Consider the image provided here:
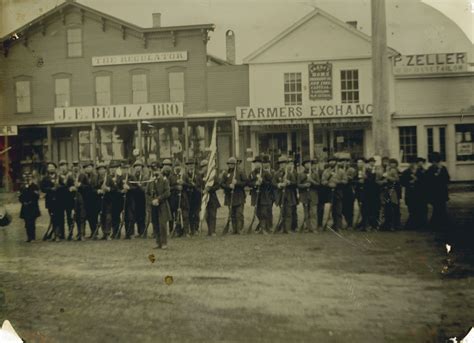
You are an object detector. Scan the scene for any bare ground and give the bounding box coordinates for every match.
[0,192,473,343]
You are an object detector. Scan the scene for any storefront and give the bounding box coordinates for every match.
[391,52,474,181]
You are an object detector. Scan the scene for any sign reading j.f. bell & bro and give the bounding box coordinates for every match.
[92,51,188,67]
[308,62,332,100]
[54,103,183,123]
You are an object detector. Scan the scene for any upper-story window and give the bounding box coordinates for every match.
[132,73,148,104]
[55,78,71,107]
[15,79,31,113]
[340,69,359,103]
[95,75,111,105]
[169,72,185,103]
[67,28,82,57]
[284,72,302,106]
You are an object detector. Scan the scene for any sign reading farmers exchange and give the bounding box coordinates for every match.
[308,62,332,100]
[92,51,188,66]
[393,52,467,75]
[236,104,373,121]
[54,103,183,123]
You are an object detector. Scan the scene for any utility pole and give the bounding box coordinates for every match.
[371,0,391,157]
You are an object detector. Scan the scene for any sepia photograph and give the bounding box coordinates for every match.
[0,0,473,342]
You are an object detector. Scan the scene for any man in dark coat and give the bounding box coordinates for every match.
[354,157,367,230]
[321,157,348,231]
[400,157,418,230]
[415,157,429,230]
[126,160,147,238]
[248,155,274,234]
[342,158,356,230]
[70,161,86,241]
[40,162,64,241]
[273,156,298,234]
[78,161,99,238]
[107,161,124,239]
[58,160,75,240]
[19,172,41,242]
[184,159,201,235]
[147,164,172,249]
[426,152,450,231]
[297,158,320,233]
[197,159,221,236]
[379,159,402,231]
[221,157,247,234]
[167,161,191,237]
[362,157,380,230]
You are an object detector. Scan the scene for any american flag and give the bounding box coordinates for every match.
[199,120,218,224]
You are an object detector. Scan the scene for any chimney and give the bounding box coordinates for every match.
[346,21,357,29]
[226,30,235,64]
[152,13,161,28]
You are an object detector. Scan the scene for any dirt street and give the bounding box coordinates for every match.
[0,191,473,343]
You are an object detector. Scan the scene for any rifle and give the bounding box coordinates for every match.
[171,167,184,237]
[42,217,53,241]
[298,168,316,233]
[222,166,237,235]
[91,171,108,239]
[247,164,263,234]
[323,188,335,230]
[115,171,129,239]
[273,164,289,233]
[143,171,157,239]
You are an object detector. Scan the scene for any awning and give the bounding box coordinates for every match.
[239,117,372,128]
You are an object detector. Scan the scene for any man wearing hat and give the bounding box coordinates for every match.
[126,159,147,238]
[146,160,172,249]
[415,156,429,229]
[221,157,248,234]
[68,162,84,240]
[58,160,76,240]
[40,162,64,241]
[273,156,297,233]
[297,158,320,233]
[184,159,201,235]
[341,158,357,230]
[94,162,114,240]
[114,161,131,238]
[167,161,191,237]
[248,156,262,232]
[426,152,450,231]
[107,161,124,239]
[197,159,221,236]
[78,161,100,239]
[378,158,402,231]
[321,157,348,231]
[19,170,41,242]
[248,155,274,234]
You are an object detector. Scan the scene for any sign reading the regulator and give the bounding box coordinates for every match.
[54,103,183,123]
[393,52,467,75]
[92,51,188,66]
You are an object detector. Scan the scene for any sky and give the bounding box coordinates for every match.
[1,0,473,63]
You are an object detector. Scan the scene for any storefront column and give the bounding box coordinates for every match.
[329,130,334,156]
[91,123,96,164]
[286,132,291,155]
[137,121,143,160]
[184,119,189,161]
[446,123,457,180]
[47,125,53,162]
[250,129,258,156]
[417,124,427,159]
[234,119,240,158]
[309,122,314,159]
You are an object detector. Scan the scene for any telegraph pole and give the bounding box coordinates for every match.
[371,0,391,157]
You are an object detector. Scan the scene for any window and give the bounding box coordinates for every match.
[427,126,446,161]
[55,78,70,107]
[340,69,359,103]
[455,124,474,162]
[67,28,82,57]
[169,72,184,103]
[15,80,31,113]
[132,73,148,104]
[333,130,364,158]
[284,72,302,105]
[399,126,417,163]
[95,75,111,105]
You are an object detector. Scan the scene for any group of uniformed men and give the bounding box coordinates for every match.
[20,150,450,248]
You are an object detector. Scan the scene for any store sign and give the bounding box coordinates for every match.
[54,103,184,123]
[92,51,188,66]
[308,62,332,100]
[393,52,467,75]
[236,104,373,121]
[0,126,18,136]
[457,142,473,156]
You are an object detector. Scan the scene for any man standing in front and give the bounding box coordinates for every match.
[221,157,247,234]
[297,158,320,233]
[426,152,450,231]
[197,159,221,236]
[127,160,147,238]
[273,156,297,234]
[321,157,348,231]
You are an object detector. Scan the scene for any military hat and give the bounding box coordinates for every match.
[22,171,32,177]
[46,161,57,168]
[261,155,271,164]
[72,160,80,166]
[252,156,262,163]
[121,160,130,167]
[382,156,390,161]
[58,159,68,166]
[389,158,399,165]
[200,159,209,168]
[237,158,243,164]
[109,160,121,168]
[162,159,172,166]
[227,157,237,164]
[162,165,172,173]
[327,157,337,162]
[82,160,94,168]
[149,159,158,167]
[96,161,107,169]
[277,156,288,164]
[367,157,376,163]
[302,157,314,164]
[133,160,144,167]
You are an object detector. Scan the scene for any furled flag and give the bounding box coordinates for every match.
[199,120,218,227]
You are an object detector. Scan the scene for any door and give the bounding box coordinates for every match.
[58,138,73,163]
[258,132,288,169]
[426,126,446,161]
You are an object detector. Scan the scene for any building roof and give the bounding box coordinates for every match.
[243,7,398,64]
[0,0,214,53]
